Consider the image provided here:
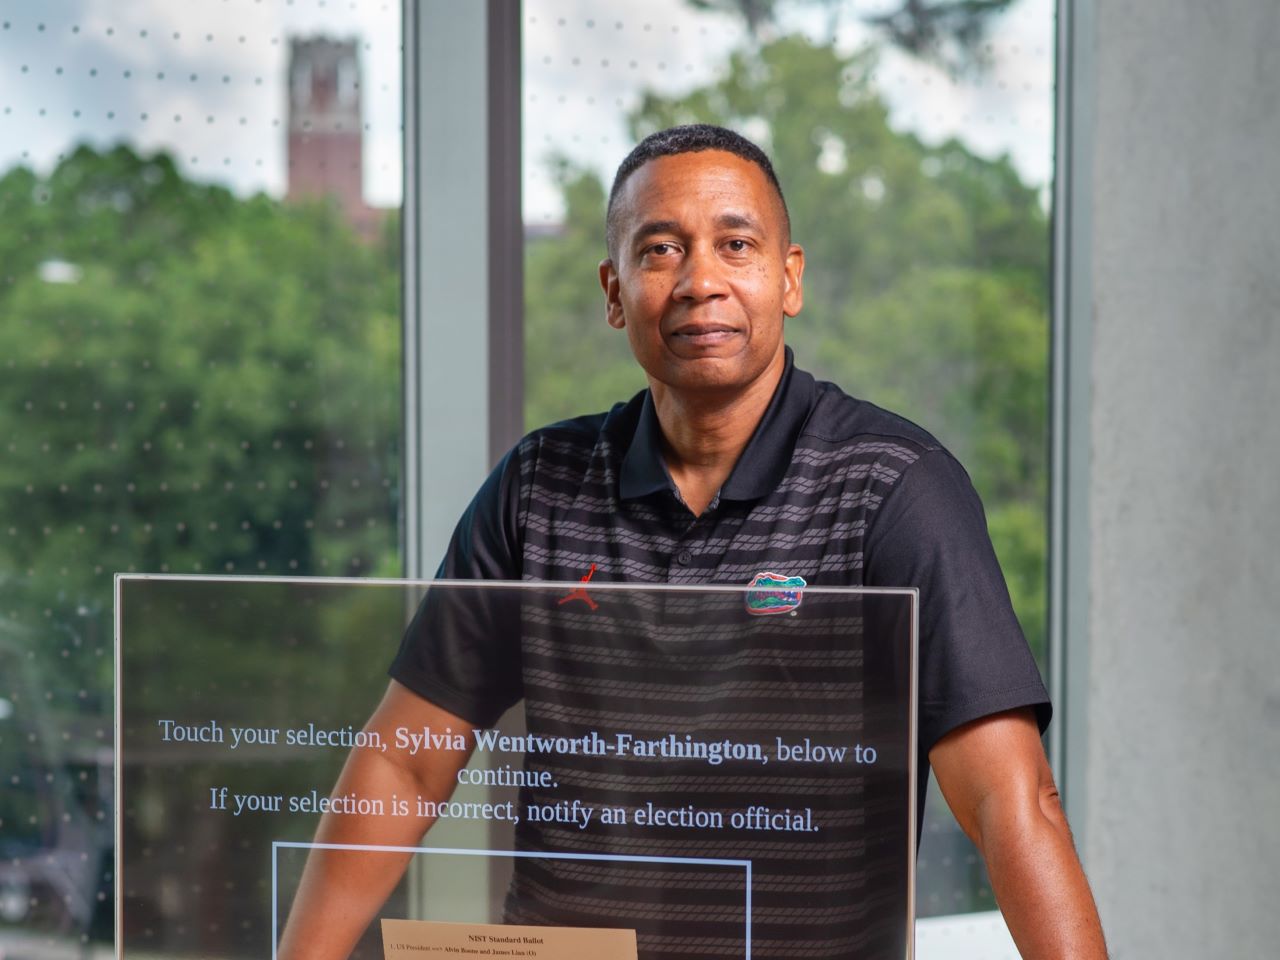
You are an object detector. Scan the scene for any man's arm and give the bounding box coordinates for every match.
[929,707,1108,959]
[278,682,475,960]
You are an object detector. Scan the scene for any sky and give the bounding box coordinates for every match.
[0,0,404,205]
[0,0,1054,221]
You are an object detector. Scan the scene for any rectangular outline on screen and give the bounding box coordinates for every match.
[270,841,754,959]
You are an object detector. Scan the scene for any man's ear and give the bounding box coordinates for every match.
[599,258,626,329]
[782,243,805,318]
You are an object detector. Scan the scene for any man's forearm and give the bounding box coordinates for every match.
[277,747,444,960]
[976,787,1108,960]
[277,684,474,960]
[930,710,1108,960]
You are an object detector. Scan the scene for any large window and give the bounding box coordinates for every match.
[0,2,402,953]
[521,0,1055,921]
[1,0,1056,951]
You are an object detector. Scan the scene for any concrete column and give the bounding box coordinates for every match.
[1078,0,1280,954]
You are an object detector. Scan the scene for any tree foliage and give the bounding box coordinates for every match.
[523,166,647,430]
[0,145,402,695]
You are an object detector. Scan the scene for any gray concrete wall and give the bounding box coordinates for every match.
[1080,0,1280,954]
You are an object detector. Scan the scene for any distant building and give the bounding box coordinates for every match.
[286,36,382,240]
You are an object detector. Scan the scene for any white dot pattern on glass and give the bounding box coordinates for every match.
[0,2,402,951]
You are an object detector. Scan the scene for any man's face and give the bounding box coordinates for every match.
[599,151,804,399]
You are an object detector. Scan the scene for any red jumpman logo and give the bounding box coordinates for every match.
[558,563,599,611]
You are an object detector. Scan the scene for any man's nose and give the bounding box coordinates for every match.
[672,244,729,301]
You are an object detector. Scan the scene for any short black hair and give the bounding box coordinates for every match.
[605,123,790,257]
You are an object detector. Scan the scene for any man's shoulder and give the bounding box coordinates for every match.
[800,375,946,460]
[520,410,611,446]
[513,392,644,462]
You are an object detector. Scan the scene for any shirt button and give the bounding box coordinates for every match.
[676,549,693,566]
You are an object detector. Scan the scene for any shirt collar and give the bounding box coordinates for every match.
[618,347,816,503]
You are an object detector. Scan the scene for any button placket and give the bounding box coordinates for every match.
[672,510,709,574]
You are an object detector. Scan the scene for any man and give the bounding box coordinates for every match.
[281,125,1107,959]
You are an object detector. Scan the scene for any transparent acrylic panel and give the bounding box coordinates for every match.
[521,0,1054,920]
[0,3,401,955]
[117,577,917,959]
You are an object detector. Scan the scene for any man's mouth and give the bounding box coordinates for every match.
[670,324,741,347]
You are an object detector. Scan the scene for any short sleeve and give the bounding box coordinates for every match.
[863,448,1051,756]
[388,447,525,726]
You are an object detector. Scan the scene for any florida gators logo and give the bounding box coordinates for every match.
[745,572,807,615]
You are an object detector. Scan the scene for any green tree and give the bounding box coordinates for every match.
[523,164,647,430]
[0,146,403,944]
[0,145,402,697]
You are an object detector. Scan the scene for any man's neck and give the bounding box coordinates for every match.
[649,354,785,516]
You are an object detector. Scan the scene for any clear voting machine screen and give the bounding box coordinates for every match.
[115,576,917,960]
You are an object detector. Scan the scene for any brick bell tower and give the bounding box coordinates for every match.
[286,36,378,239]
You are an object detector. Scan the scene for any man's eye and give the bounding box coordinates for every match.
[725,239,749,253]
[649,243,674,256]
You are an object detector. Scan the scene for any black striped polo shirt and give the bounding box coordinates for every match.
[391,349,1049,958]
